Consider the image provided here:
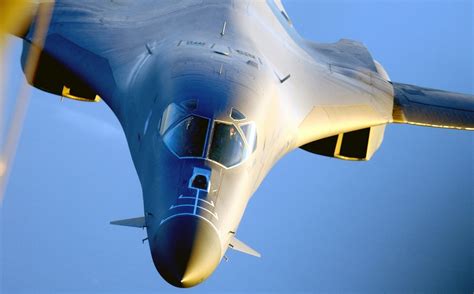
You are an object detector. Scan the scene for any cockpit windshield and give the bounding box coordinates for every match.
[208,122,247,168]
[161,105,257,168]
[163,116,209,158]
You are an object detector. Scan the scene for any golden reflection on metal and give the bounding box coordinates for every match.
[393,121,474,131]
[334,155,366,162]
[0,1,55,205]
[61,86,101,102]
[391,103,406,123]
[334,133,343,156]
[392,103,473,131]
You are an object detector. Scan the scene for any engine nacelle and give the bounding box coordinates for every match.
[300,125,386,161]
[21,40,101,103]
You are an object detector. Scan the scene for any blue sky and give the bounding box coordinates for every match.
[1,0,473,293]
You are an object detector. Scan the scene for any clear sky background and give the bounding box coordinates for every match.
[1,0,473,293]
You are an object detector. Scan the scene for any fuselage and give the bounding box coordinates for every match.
[116,1,300,287]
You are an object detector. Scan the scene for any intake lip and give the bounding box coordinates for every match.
[150,215,222,288]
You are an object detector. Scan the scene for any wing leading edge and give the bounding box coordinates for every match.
[392,82,474,130]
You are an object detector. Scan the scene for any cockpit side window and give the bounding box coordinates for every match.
[208,122,247,168]
[159,103,188,135]
[163,116,209,158]
[240,122,257,153]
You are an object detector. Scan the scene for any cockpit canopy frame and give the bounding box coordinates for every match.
[161,102,257,168]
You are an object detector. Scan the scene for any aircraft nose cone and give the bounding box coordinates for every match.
[151,216,222,288]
